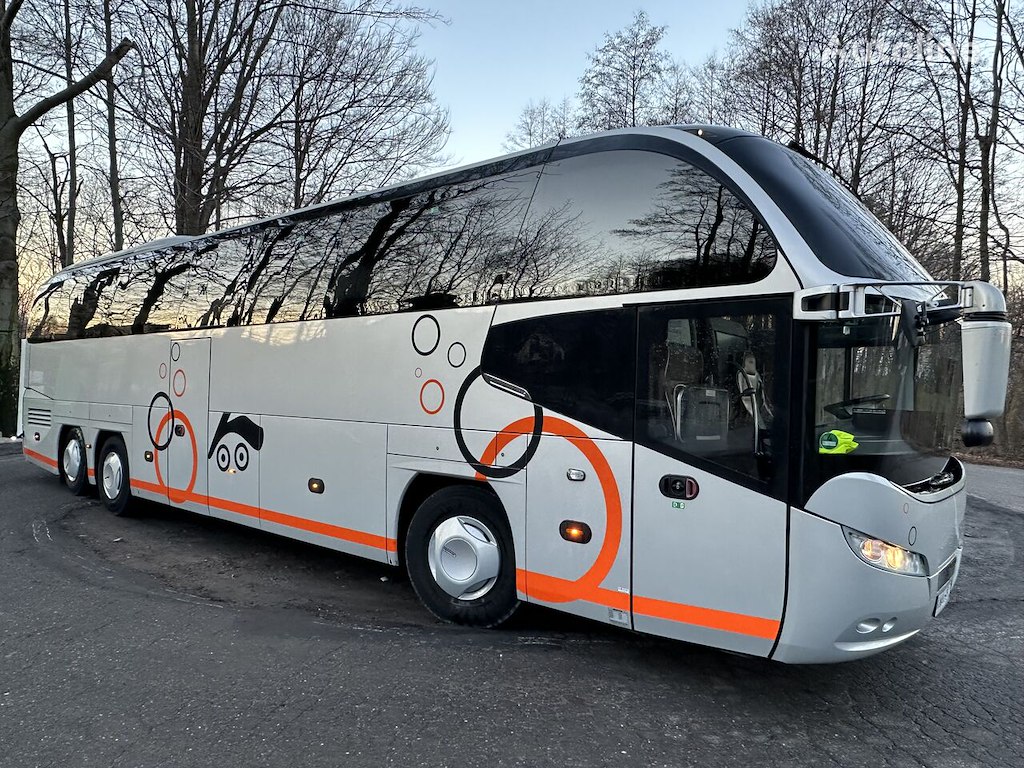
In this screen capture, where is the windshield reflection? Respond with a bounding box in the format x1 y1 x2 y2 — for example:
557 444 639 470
806 317 962 496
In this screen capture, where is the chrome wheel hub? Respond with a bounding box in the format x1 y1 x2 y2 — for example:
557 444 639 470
102 452 123 499
427 516 501 600
62 438 82 481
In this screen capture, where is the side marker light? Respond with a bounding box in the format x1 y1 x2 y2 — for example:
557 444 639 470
559 520 592 544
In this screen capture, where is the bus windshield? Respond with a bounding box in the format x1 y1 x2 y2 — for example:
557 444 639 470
805 316 963 497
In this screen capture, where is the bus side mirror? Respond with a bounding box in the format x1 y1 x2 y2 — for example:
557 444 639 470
960 281 1011 447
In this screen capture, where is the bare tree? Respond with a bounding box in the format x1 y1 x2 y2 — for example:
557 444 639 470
0 0 132 435
119 0 289 235
503 96 573 151
264 2 448 210
656 58 694 125
576 10 668 131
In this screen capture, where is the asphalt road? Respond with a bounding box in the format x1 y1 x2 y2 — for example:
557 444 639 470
1 443 1022 768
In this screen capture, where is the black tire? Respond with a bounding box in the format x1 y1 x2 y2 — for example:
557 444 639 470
97 435 133 516
59 427 89 496
405 485 519 628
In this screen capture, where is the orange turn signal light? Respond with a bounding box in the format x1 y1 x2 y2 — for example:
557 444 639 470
559 520 592 544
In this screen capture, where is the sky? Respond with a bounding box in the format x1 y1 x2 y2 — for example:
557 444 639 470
414 0 752 170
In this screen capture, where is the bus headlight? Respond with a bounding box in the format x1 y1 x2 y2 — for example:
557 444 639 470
843 526 927 576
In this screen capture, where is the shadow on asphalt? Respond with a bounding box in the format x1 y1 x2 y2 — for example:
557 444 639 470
52 475 966 700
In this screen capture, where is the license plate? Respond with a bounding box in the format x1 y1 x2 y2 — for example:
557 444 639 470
934 580 953 616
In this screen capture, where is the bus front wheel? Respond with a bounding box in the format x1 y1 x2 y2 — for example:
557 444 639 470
98 436 133 517
405 485 519 628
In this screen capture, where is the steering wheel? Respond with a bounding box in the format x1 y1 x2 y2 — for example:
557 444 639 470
824 393 890 419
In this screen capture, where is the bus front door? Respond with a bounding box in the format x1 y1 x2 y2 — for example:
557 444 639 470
163 338 211 515
630 301 789 657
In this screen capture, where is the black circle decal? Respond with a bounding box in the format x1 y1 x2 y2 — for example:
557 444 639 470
170 342 181 361
448 341 467 368
216 444 231 472
411 315 441 356
147 391 175 451
453 367 543 479
234 443 249 472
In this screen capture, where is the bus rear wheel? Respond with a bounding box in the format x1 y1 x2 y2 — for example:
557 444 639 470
98 436 133 517
405 485 519 628
59 427 89 496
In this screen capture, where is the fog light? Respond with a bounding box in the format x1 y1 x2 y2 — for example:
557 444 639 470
843 526 927 576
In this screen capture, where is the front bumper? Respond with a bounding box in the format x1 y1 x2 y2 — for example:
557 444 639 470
771 508 960 664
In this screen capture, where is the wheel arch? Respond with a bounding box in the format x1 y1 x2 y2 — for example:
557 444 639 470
395 473 502 567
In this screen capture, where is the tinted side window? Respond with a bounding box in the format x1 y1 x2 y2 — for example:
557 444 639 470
481 308 636 439
328 170 539 316
244 215 360 324
181 230 285 328
103 252 191 335
716 136 930 281
29 280 72 341
511 150 776 301
64 265 122 339
79 265 124 336
32 264 138 341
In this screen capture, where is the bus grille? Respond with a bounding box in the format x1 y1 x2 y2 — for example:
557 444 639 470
26 408 52 428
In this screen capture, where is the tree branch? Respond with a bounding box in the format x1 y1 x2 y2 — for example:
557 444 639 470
14 37 134 136
0 0 26 39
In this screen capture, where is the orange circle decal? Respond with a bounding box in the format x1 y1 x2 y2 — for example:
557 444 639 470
419 379 445 415
477 416 621 604
153 409 198 504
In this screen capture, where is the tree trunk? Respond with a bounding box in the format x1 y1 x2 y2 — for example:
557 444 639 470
104 0 123 251
0 9 134 434
953 0 978 281
977 0 1005 285
62 0 77 267
0 134 21 436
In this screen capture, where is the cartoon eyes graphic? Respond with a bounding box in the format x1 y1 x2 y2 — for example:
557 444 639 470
209 413 263 473
215 442 250 472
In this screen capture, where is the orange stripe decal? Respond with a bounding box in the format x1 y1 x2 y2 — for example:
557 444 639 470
516 568 779 640
633 595 780 640
260 507 393 551
515 569 629 611
24 447 58 469
128 478 396 553
130 478 165 495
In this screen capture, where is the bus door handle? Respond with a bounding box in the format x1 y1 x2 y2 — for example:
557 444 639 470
174 424 185 437
659 475 699 501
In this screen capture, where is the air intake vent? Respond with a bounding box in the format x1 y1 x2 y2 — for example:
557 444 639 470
26 408 52 428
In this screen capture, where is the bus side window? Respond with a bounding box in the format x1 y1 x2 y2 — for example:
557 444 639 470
637 307 783 484
481 307 636 440
519 150 777 302
182 235 266 329
104 252 191 335
28 280 71 341
332 171 538 316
